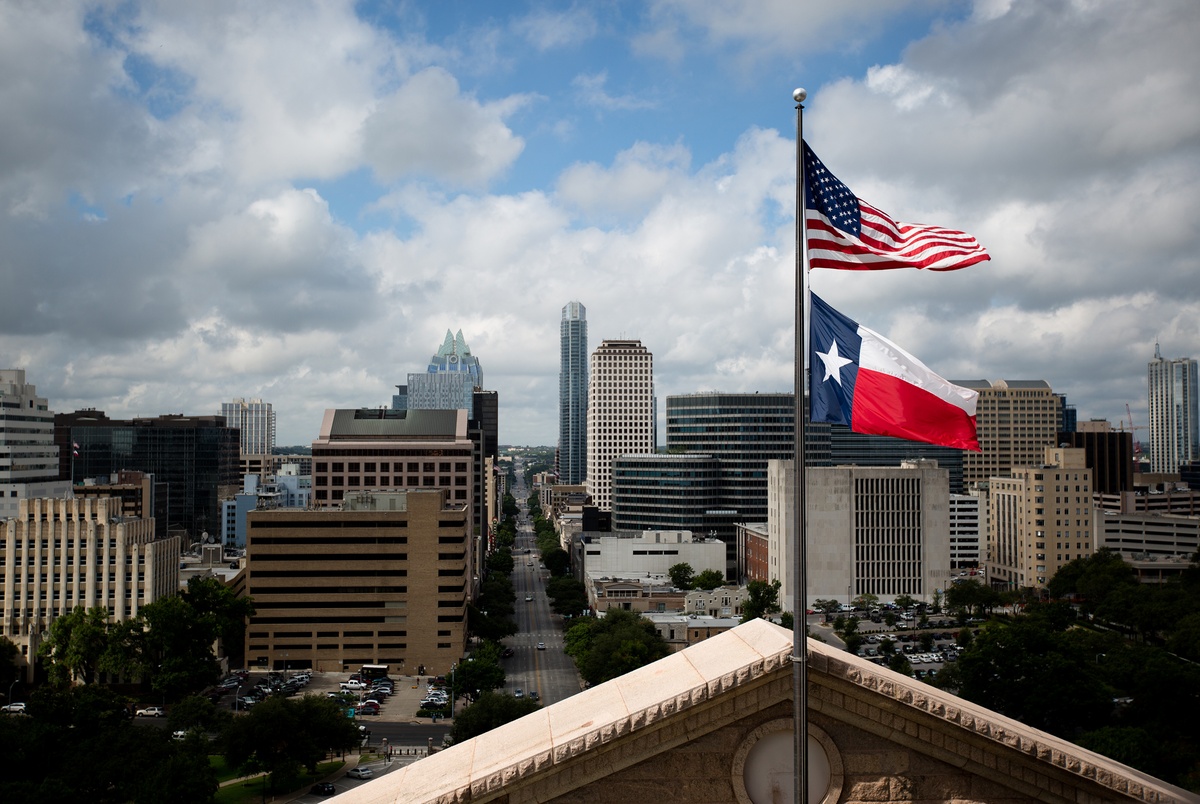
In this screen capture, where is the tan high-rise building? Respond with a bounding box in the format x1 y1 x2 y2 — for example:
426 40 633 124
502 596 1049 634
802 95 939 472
2 496 177 681
956 380 1061 489
988 447 1093 590
586 340 655 511
244 488 469 674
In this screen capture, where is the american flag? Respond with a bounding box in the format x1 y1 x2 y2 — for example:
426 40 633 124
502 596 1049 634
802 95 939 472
804 141 989 271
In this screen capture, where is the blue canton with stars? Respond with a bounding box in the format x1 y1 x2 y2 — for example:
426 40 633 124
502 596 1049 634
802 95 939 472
803 141 861 238
809 293 863 427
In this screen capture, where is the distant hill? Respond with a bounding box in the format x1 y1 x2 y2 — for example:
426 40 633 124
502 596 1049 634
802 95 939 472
275 445 313 455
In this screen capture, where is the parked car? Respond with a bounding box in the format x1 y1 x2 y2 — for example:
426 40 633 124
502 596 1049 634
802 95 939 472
172 730 187 740
346 767 373 779
311 782 336 796
1 702 26 713
135 706 165 717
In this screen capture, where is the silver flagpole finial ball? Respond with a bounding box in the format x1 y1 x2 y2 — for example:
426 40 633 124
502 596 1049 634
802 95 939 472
793 88 807 102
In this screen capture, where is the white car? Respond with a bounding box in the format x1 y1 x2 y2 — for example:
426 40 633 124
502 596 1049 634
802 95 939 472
1 702 26 713
346 767 374 779
135 706 165 717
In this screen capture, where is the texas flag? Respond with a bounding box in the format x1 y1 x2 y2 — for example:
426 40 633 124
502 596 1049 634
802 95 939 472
809 293 980 451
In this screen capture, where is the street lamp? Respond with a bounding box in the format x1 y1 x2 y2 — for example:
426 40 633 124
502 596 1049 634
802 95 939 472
450 663 457 719
7 679 17 706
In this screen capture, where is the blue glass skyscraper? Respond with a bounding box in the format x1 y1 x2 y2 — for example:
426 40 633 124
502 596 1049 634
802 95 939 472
559 302 588 484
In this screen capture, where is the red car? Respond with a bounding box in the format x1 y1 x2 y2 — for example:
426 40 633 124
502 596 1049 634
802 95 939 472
356 703 380 715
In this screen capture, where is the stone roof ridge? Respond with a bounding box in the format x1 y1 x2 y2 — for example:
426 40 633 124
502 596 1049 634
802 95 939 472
332 621 1196 804
806 636 1197 804
333 619 792 804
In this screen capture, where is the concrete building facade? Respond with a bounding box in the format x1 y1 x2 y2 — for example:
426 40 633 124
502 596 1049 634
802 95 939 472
2 497 178 680
949 493 982 569
558 301 588 485
578 530 726 581
243 489 469 674
1147 344 1199 474
1 369 70 521
806 461 952 607
766 459 796 611
586 339 655 511
988 447 1093 591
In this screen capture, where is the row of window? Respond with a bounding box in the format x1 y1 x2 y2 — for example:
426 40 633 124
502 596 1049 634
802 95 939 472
315 462 468 473
314 475 466 487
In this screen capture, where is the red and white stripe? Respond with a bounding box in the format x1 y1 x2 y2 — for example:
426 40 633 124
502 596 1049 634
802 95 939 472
807 200 990 272
852 325 980 451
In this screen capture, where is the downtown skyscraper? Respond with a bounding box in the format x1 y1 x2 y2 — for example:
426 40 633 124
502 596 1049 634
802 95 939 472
1147 343 1199 474
558 301 588 484
221 398 276 456
586 339 655 511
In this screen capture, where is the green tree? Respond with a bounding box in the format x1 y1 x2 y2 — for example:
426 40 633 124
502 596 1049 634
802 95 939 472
887 653 912 676
692 569 725 590
547 576 589 618
487 547 515 575
448 691 541 743
542 546 570 576
778 611 794 631
39 605 110 685
168 694 229 735
852 593 879 612
223 695 358 794
569 609 670 686
895 594 916 612
2 685 217 804
0 635 19 693
452 646 506 700
180 576 256 666
741 579 782 623
668 563 695 590
139 595 222 700
948 619 1111 735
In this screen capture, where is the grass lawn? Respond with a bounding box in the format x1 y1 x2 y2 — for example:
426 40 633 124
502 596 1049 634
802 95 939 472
208 755 242 784
212 760 345 804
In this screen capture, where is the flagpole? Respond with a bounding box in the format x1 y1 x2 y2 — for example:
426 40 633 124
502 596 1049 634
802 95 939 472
791 86 809 804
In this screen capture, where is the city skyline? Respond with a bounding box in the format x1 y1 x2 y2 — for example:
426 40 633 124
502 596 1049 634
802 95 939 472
1 2 1197 447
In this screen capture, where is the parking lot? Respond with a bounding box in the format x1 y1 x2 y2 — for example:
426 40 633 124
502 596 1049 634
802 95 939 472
213 669 455 726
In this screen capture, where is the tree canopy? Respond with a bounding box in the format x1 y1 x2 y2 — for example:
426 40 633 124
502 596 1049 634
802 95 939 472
0 685 218 804
223 694 360 795
449 691 541 744
741 579 782 623
564 609 670 686
692 569 725 591
668 562 694 590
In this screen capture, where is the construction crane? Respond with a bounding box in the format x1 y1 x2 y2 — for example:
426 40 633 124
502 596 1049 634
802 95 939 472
1124 404 1147 457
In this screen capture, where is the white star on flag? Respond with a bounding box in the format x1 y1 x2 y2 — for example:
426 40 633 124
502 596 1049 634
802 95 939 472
816 340 853 384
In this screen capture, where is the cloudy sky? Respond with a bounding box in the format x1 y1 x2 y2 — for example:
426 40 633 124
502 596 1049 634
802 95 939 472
2 1 1197 447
